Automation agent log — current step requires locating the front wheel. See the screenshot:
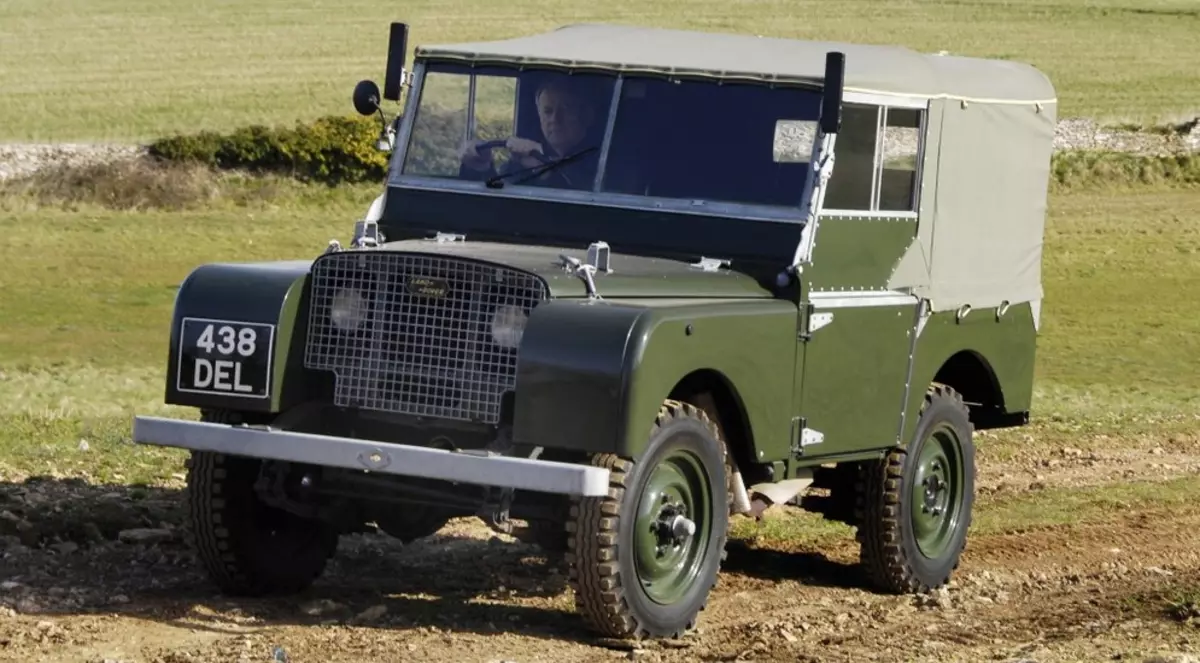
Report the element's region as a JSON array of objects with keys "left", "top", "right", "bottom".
[
  {"left": 566, "top": 400, "right": 730, "bottom": 639},
  {"left": 185, "top": 410, "right": 340, "bottom": 597},
  {"left": 856, "top": 384, "right": 976, "bottom": 593}
]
